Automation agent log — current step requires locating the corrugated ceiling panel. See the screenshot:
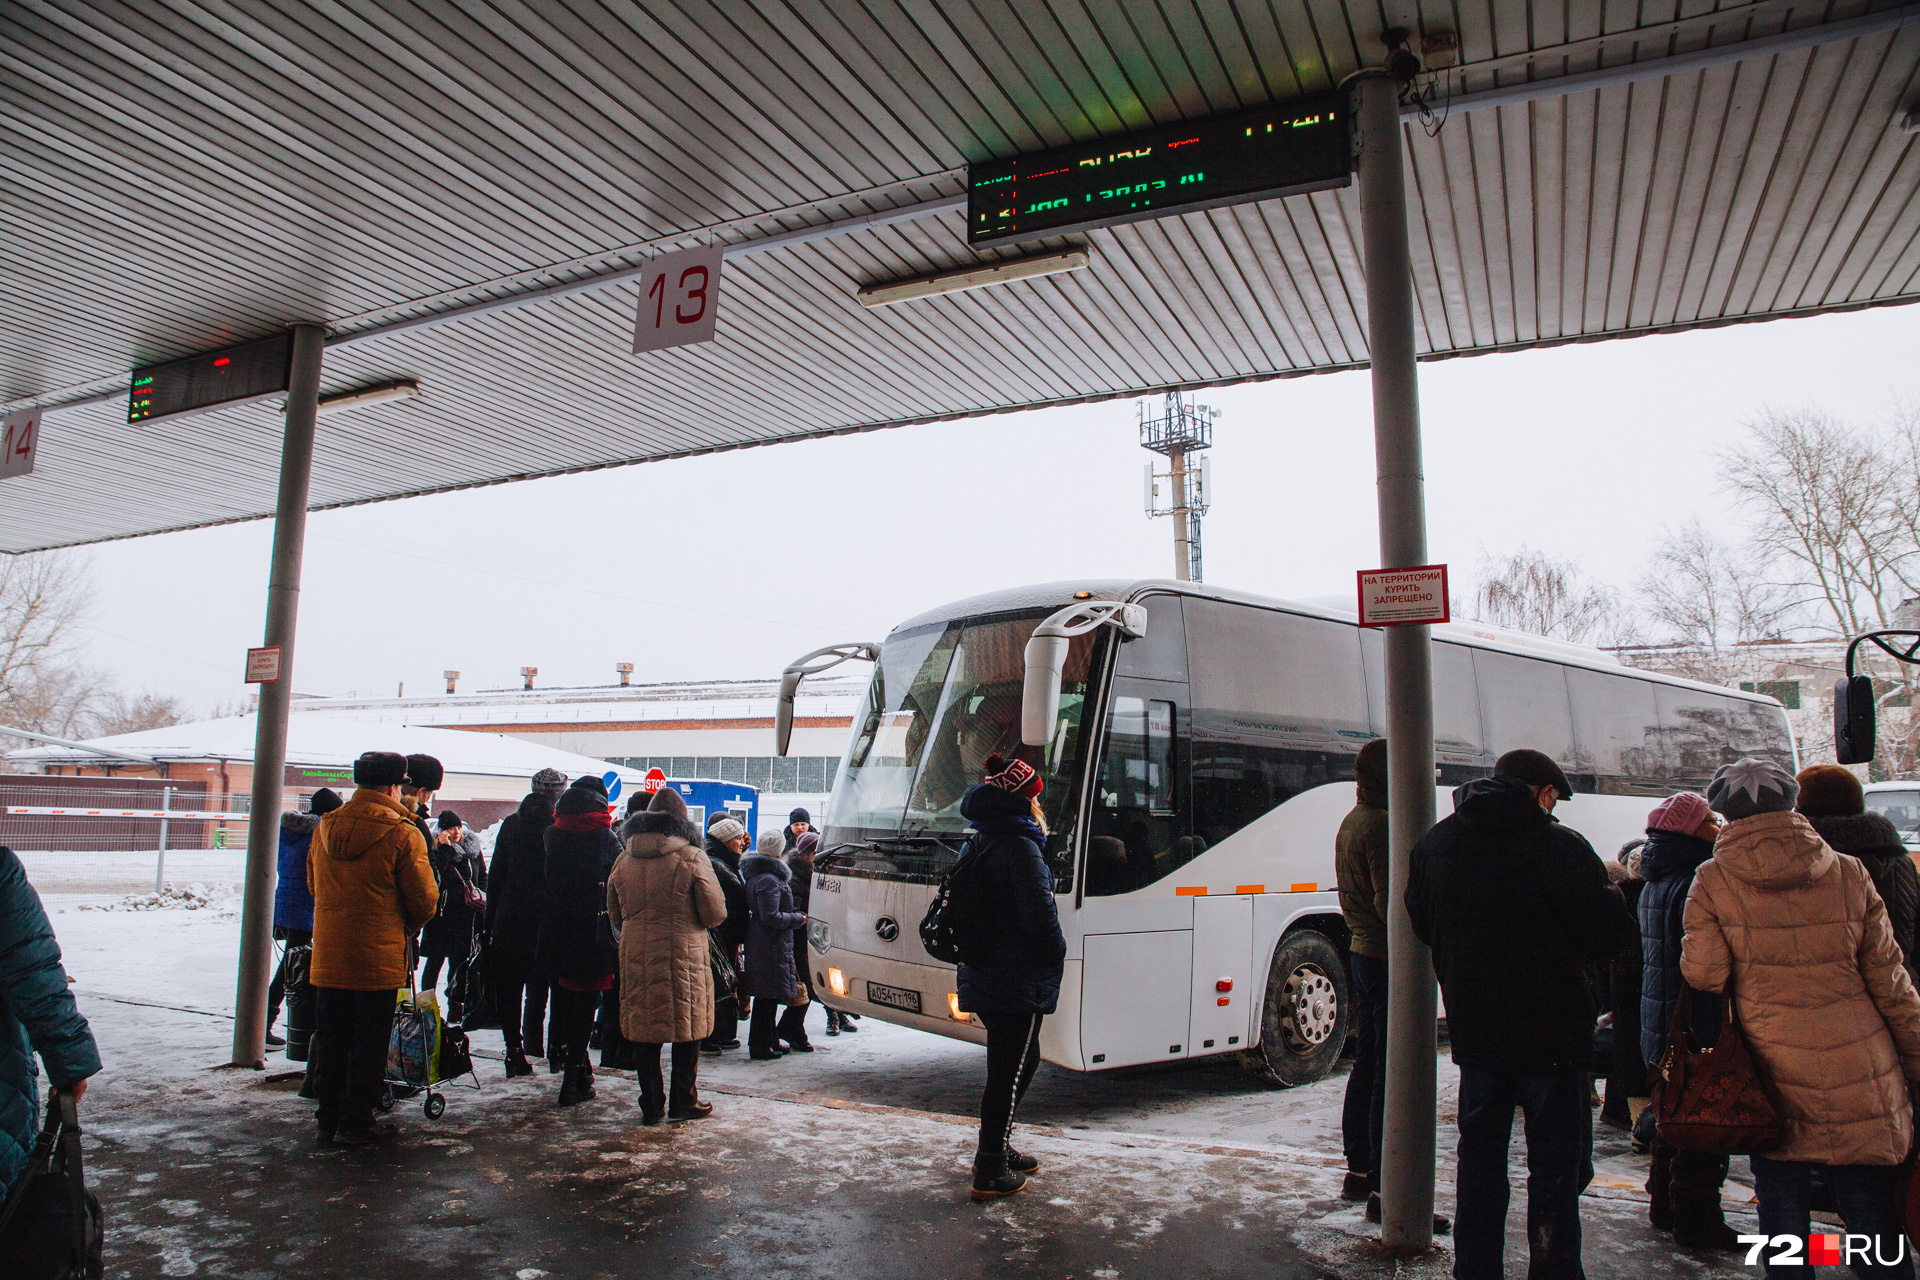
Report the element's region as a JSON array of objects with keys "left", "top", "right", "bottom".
[{"left": 2, "top": 0, "right": 1916, "bottom": 550}]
